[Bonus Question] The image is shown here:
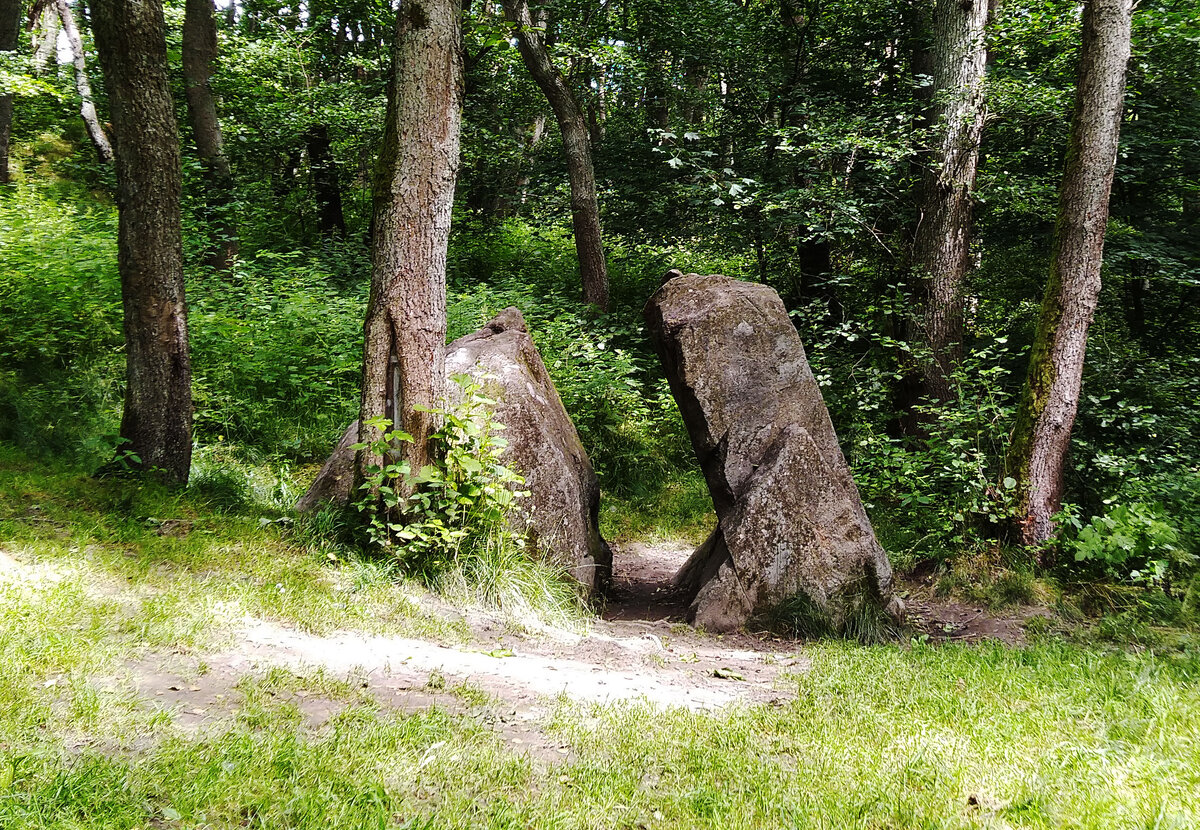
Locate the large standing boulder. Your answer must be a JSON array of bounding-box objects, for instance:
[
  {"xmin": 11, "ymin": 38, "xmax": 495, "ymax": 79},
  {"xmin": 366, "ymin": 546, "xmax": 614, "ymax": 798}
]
[
  {"xmin": 444, "ymin": 308, "xmax": 610, "ymax": 594},
  {"xmin": 295, "ymin": 308, "xmax": 610, "ymax": 596},
  {"xmin": 645, "ymin": 271, "xmax": 901, "ymax": 634}
]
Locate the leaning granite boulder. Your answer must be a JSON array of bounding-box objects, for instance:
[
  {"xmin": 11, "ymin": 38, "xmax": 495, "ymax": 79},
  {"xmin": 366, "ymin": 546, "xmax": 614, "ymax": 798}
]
[
  {"xmin": 645, "ymin": 271, "xmax": 901, "ymax": 634},
  {"xmin": 296, "ymin": 309, "xmax": 610, "ymax": 596},
  {"xmin": 444, "ymin": 307, "xmax": 611, "ymax": 595}
]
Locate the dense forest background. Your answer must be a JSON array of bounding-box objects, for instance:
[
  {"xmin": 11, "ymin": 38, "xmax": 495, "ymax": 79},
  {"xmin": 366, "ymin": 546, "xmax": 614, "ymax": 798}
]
[{"xmin": 1, "ymin": 0, "xmax": 1198, "ymax": 589}]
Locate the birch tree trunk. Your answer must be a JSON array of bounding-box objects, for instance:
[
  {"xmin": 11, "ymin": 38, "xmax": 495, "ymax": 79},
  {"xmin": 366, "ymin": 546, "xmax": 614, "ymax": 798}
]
[
  {"xmin": 182, "ymin": 0, "xmax": 239, "ymax": 270},
  {"xmin": 501, "ymin": 0, "xmax": 609, "ymax": 310},
  {"xmin": 912, "ymin": 0, "xmax": 991, "ymax": 403},
  {"xmin": 31, "ymin": 6, "xmax": 59, "ymax": 72},
  {"xmin": 55, "ymin": 0, "xmax": 113, "ymax": 164},
  {"xmin": 1006, "ymin": 0, "xmax": 1134, "ymax": 546},
  {"xmin": 505, "ymin": 113, "xmax": 546, "ymax": 217},
  {"xmin": 0, "ymin": 0, "xmax": 19, "ymax": 183},
  {"xmin": 91, "ymin": 0, "xmax": 192, "ymax": 486},
  {"xmin": 357, "ymin": 0, "xmax": 463, "ymax": 494}
]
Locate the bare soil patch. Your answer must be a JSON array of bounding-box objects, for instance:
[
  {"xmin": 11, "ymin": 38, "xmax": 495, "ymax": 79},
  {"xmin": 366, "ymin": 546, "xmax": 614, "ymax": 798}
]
[
  {"xmin": 902, "ymin": 579, "xmax": 1051, "ymax": 646},
  {"xmin": 79, "ymin": 542, "xmax": 1053, "ymax": 766}
]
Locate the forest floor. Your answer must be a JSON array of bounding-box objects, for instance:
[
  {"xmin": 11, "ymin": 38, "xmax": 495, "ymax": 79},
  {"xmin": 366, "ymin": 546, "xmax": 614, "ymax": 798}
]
[
  {"xmin": 63, "ymin": 540, "xmax": 1055, "ymax": 765},
  {"xmin": 0, "ymin": 534, "xmax": 1111, "ymax": 769},
  {"xmin": 2, "ymin": 451, "xmax": 1199, "ymax": 828}
]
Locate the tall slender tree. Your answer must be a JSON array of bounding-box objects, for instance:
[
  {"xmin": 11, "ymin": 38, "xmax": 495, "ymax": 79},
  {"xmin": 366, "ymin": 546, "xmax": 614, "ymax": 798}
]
[
  {"xmin": 501, "ymin": 0, "xmax": 609, "ymax": 310},
  {"xmin": 91, "ymin": 0, "xmax": 192, "ymax": 485},
  {"xmin": 182, "ymin": 0, "xmax": 239, "ymax": 269},
  {"xmin": 912, "ymin": 0, "xmax": 992, "ymax": 403},
  {"xmin": 1006, "ymin": 0, "xmax": 1134, "ymax": 545},
  {"xmin": 53, "ymin": 0, "xmax": 114, "ymax": 163},
  {"xmin": 30, "ymin": 4, "xmax": 59, "ymax": 72},
  {"xmin": 0, "ymin": 0, "xmax": 20, "ymax": 184},
  {"xmin": 357, "ymin": 0, "xmax": 463, "ymax": 494}
]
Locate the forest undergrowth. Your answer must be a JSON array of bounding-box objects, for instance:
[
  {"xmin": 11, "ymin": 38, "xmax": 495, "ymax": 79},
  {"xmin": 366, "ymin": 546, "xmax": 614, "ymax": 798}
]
[
  {"xmin": 4, "ymin": 183, "xmax": 1199, "ymax": 827},
  {"xmin": 3, "ymin": 442, "xmax": 1200, "ymax": 829}
]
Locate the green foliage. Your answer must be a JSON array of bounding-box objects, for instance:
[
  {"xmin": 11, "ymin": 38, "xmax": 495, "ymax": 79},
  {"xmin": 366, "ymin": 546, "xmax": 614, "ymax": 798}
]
[
  {"xmin": 1060, "ymin": 501, "xmax": 1194, "ymax": 586},
  {"xmin": 350, "ymin": 377, "xmax": 585, "ymax": 623},
  {"xmin": 935, "ymin": 552, "xmax": 1043, "ymax": 610},
  {"xmin": 843, "ymin": 331, "xmax": 1022, "ymax": 564},
  {"xmin": 1182, "ymin": 573, "xmax": 1200, "ymax": 625},
  {"xmin": 5, "ymin": 0, "xmax": 1200, "ymax": 590},
  {"xmin": 353, "ymin": 377, "xmax": 528, "ymax": 581},
  {"xmin": 187, "ymin": 464, "xmax": 253, "ymax": 513},
  {"xmin": 445, "ymin": 218, "xmax": 711, "ymax": 526},
  {"xmin": 187, "ymin": 250, "xmax": 366, "ymax": 458},
  {"xmin": 0, "ymin": 188, "xmax": 123, "ymax": 461}
]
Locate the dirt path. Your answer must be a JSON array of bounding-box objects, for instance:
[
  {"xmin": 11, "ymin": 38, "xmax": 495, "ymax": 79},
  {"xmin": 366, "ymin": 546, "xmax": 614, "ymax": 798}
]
[
  {"xmin": 8, "ymin": 541, "xmax": 1048, "ymax": 762},
  {"xmin": 114, "ymin": 542, "xmax": 800, "ymax": 762},
  {"xmin": 188, "ymin": 541, "xmax": 798, "ymax": 710}
]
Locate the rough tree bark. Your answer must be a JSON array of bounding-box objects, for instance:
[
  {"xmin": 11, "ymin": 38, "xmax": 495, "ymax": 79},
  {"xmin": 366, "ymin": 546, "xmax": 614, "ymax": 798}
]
[
  {"xmin": 912, "ymin": 0, "xmax": 991, "ymax": 403},
  {"xmin": 1006, "ymin": 0, "xmax": 1134, "ymax": 546},
  {"xmin": 182, "ymin": 0, "xmax": 239, "ymax": 270},
  {"xmin": 0, "ymin": 0, "xmax": 20, "ymax": 183},
  {"xmin": 55, "ymin": 0, "xmax": 113, "ymax": 164},
  {"xmin": 357, "ymin": 0, "xmax": 463, "ymax": 492},
  {"xmin": 91, "ymin": 0, "xmax": 192, "ymax": 486},
  {"xmin": 501, "ymin": 0, "xmax": 609, "ymax": 310}
]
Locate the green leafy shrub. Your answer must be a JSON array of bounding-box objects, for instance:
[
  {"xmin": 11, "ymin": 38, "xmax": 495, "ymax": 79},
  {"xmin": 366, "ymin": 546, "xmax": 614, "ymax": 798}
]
[
  {"xmin": 846, "ymin": 336, "xmax": 1021, "ymax": 564},
  {"xmin": 353, "ymin": 376, "xmax": 528, "ymax": 580},
  {"xmin": 0, "ymin": 188, "xmax": 123, "ymax": 461},
  {"xmin": 1061, "ymin": 501, "xmax": 1194, "ymax": 586},
  {"xmin": 352, "ymin": 377, "xmax": 584, "ymax": 623},
  {"xmin": 188, "ymin": 251, "xmax": 366, "ymax": 459}
]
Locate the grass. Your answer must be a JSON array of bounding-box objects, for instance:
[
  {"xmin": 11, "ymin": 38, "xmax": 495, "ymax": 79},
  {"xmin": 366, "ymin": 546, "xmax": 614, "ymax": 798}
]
[
  {"xmin": 0, "ymin": 444, "xmax": 466, "ymax": 645},
  {"xmin": 600, "ymin": 470, "xmax": 716, "ymax": 544},
  {"xmin": 2, "ymin": 617, "xmax": 1199, "ymax": 828},
  {"xmin": 3, "ymin": 445, "xmax": 1200, "ymax": 828}
]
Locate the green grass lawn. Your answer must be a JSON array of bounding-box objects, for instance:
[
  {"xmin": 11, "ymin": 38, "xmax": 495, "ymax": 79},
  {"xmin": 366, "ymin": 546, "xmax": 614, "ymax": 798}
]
[{"xmin": 2, "ymin": 445, "xmax": 1199, "ymax": 829}]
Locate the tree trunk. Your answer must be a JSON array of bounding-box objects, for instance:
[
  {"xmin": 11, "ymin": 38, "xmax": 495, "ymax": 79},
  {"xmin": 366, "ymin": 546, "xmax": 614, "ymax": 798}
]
[
  {"xmin": 911, "ymin": 0, "xmax": 991, "ymax": 403},
  {"xmin": 0, "ymin": 0, "xmax": 20, "ymax": 184},
  {"xmin": 682, "ymin": 59, "xmax": 708, "ymax": 126},
  {"xmin": 182, "ymin": 0, "xmax": 239, "ymax": 270},
  {"xmin": 306, "ymin": 123, "xmax": 347, "ymax": 237},
  {"xmin": 91, "ymin": 0, "xmax": 192, "ymax": 486},
  {"xmin": 1006, "ymin": 0, "xmax": 1133, "ymax": 546},
  {"xmin": 56, "ymin": 0, "xmax": 114, "ymax": 164},
  {"xmin": 357, "ymin": 0, "xmax": 463, "ymax": 494},
  {"xmin": 501, "ymin": 0, "xmax": 609, "ymax": 310},
  {"xmin": 505, "ymin": 113, "xmax": 546, "ymax": 217},
  {"xmin": 31, "ymin": 6, "xmax": 59, "ymax": 73}
]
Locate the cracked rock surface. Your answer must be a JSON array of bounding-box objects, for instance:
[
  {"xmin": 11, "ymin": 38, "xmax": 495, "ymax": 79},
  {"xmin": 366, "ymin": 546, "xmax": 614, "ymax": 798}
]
[{"xmin": 645, "ymin": 271, "xmax": 899, "ymax": 632}]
